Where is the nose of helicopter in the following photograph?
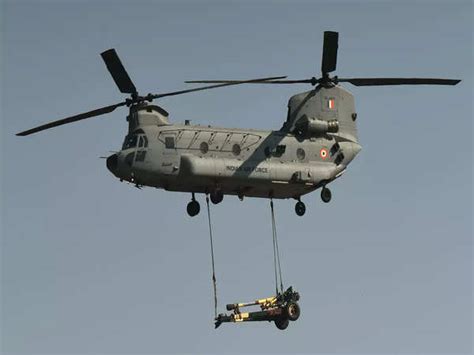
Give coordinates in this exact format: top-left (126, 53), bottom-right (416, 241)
top-left (106, 153), bottom-right (118, 175)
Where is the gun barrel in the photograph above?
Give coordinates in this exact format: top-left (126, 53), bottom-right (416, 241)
top-left (226, 301), bottom-right (255, 310)
top-left (226, 297), bottom-right (277, 311)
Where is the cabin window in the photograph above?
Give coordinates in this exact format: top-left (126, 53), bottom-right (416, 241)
top-left (330, 142), bottom-right (340, 156)
top-left (296, 148), bottom-right (306, 161)
top-left (232, 144), bottom-right (241, 156)
top-left (265, 145), bottom-right (286, 158)
top-left (335, 152), bottom-right (345, 165)
top-left (200, 142), bottom-right (209, 154)
top-left (165, 136), bottom-right (175, 149)
top-left (275, 145), bottom-right (286, 157)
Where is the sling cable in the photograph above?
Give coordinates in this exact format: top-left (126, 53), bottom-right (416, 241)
top-left (205, 196), bottom-right (301, 330)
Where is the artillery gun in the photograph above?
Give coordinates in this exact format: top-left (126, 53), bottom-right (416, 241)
top-left (215, 287), bottom-right (301, 330)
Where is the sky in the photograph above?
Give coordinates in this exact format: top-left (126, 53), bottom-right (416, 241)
top-left (1, 0), bottom-right (472, 354)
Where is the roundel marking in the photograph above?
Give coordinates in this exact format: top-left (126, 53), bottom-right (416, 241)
top-left (320, 148), bottom-right (329, 160)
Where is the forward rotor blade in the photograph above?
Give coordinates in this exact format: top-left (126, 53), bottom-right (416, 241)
top-left (154, 76), bottom-right (287, 99)
top-left (185, 78), bottom-right (311, 84)
top-left (339, 78), bottom-right (461, 86)
top-left (101, 49), bottom-right (137, 94)
top-left (321, 31), bottom-right (339, 75)
top-left (16, 101), bottom-right (127, 136)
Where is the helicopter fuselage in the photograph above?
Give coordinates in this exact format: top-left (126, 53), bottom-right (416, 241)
top-left (108, 124), bottom-right (360, 199)
top-left (106, 86), bottom-right (362, 201)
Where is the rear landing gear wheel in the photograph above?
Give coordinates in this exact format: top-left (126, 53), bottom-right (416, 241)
top-left (275, 317), bottom-right (290, 330)
top-left (321, 187), bottom-right (332, 203)
top-left (187, 199), bottom-right (200, 217)
top-left (285, 302), bottom-right (301, 321)
top-left (295, 201), bottom-right (306, 216)
top-left (210, 191), bottom-right (224, 204)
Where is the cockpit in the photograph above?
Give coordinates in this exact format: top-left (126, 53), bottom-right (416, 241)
top-left (122, 130), bottom-right (148, 150)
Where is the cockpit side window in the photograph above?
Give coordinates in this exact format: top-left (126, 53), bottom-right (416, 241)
top-left (123, 133), bottom-right (148, 150)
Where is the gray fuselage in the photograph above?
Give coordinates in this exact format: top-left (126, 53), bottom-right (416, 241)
top-left (106, 85), bottom-right (362, 200)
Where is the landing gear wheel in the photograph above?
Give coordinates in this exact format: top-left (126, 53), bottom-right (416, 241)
top-left (187, 200), bottom-right (200, 217)
top-left (295, 201), bottom-right (306, 216)
top-left (210, 191), bottom-right (224, 204)
top-left (285, 302), bottom-right (301, 321)
top-left (274, 317), bottom-right (290, 330)
top-left (321, 187), bottom-right (332, 203)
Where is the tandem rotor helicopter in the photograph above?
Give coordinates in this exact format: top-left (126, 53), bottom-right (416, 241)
top-left (17, 31), bottom-right (460, 217)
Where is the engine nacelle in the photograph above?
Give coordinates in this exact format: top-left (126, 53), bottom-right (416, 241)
top-left (294, 115), bottom-right (339, 136)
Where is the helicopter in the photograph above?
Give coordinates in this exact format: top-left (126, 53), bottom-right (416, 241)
top-left (17, 31), bottom-right (460, 217)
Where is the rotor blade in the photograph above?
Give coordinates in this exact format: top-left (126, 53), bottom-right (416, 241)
top-left (321, 31), bottom-right (339, 75)
top-left (339, 78), bottom-right (461, 86)
top-left (16, 101), bottom-right (127, 136)
top-left (101, 49), bottom-right (137, 94)
top-left (153, 76), bottom-right (287, 99)
top-left (185, 78), bottom-right (311, 84)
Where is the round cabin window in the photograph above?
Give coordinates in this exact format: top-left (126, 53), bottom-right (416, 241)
top-left (296, 147), bottom-right (306, 161)
top-left (200, 142), bottom-right (209, 154)
top-left (232, 144), bottom-right (241, 156)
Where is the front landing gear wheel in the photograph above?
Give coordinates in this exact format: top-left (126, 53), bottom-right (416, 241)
top-left (295, 201), bottom-right (306, 216)
top-left (321, 187), bottom-right (332, 203)
top-left (286, 302), bottom-right (301, 321)
top-left (274, 317), bottom-right (290, 330)
top-left (187, 200), bottom-right (200, 217)
top-left (210, 191), bottom-right (224, 204)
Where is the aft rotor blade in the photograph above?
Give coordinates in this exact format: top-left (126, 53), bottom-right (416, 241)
top-left (16, 101), bottom-right (127, 136)
top-left (101, 49), bottom-right (137, 94)
top-left (154, 76), bottom-right (287, 99)
top-left (321, 31), bottom-right (339, 75)
top-left (339, 78), bottom-right (461, 86)
top-left (185, 78), bottom-right (311, 84)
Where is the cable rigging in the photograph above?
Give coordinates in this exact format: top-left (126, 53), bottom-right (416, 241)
top-left (205, 196), bottom-right (301, 330)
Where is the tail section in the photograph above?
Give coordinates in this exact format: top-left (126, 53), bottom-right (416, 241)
top-left (286, 85), bottom-right (358, 143)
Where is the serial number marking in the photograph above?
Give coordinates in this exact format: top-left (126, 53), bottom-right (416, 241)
top-left (226, 165), bottom-right (268, 173)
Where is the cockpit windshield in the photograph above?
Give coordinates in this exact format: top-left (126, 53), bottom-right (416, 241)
top-left (123, 134), bottom-right (138, 149)
top-left (122, 133), bottom-right (149, 150)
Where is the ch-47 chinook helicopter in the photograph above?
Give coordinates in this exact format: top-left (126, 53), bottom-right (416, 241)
top-left (17, 31), bottom-right (460, 217)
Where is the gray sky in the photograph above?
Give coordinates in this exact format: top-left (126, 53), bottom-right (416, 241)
top-left (1, 0), bottom-right (472, 354)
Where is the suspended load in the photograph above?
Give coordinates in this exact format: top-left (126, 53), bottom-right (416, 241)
top-left (206, 197), bottom-right (300, 330)
top-left (214, 287), bottom-right (301, 330)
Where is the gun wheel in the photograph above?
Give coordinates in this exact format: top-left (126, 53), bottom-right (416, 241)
top-left (286, 302), bottom-right (301, 321)
top-left (274, 317), bottom-right (289, 330)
